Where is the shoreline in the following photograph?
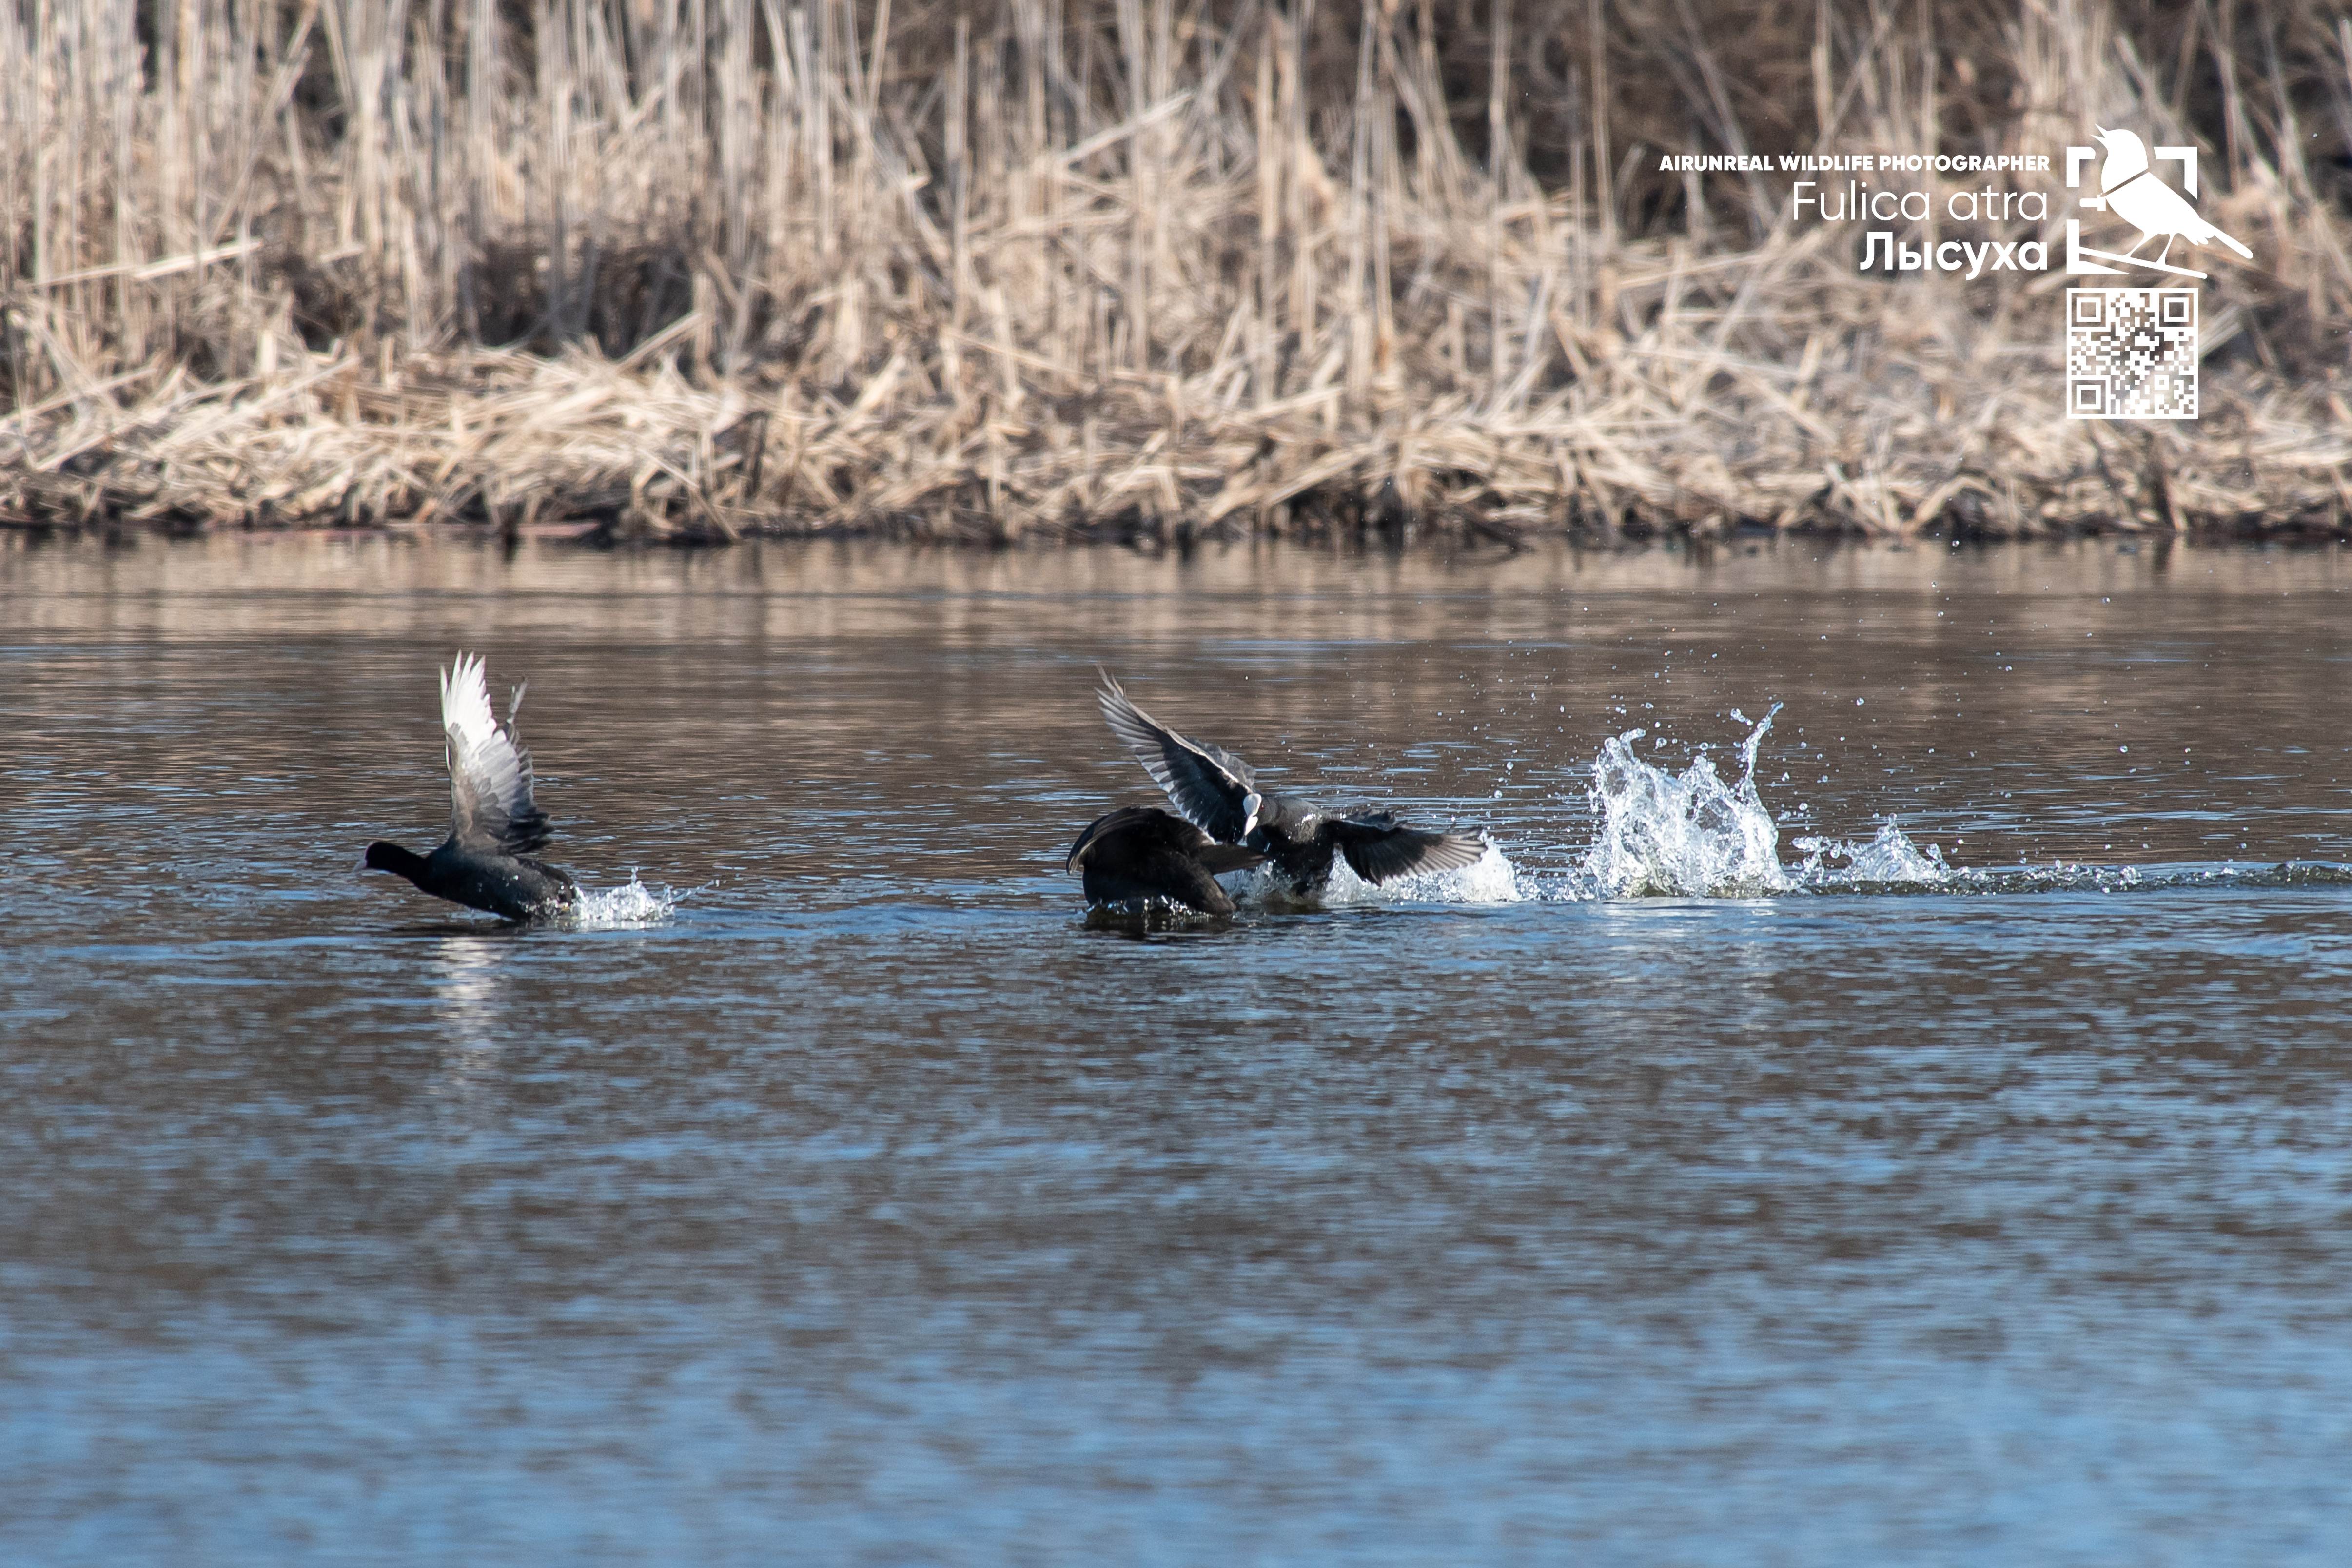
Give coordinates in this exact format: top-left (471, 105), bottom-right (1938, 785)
top-left (10, 512), bottom-right (2352, 549)
top-left (10, 513), bottom-right (2348, 562)
top-left (7, 321), bottom-right (2347, 548)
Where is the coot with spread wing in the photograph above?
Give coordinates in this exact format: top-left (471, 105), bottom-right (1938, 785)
top-left (362, 653), bottom-right (579, 921)
top-left (1097, 674), bottom-right (1487, 896)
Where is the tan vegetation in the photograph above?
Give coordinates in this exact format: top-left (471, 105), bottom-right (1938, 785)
top-left (4, 0), bottom-right (2350, 544)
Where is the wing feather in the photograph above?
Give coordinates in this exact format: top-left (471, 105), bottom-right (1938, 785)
top-left (1330, 814), bottom-right (1488, 884)
top-left (440, 652), bottom-right (554, 855)
top-left (1096, 674), bottom-right (1260, 843)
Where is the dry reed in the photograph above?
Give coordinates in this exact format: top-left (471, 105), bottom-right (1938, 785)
top-left (3, 0), bottom-right (2349, 544)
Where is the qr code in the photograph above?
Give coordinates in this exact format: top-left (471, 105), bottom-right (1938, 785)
top-left (2066, 288), bottom-right (2197, 419)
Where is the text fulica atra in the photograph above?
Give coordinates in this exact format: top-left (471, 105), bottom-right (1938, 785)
top-left (361, 653), bottom-right (579, 921)
top-left (1068, 804), bottom-right (1268, 914)
top-left (1098, 673), bottom-right (1487, 896)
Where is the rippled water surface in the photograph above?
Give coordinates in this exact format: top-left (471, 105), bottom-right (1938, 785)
top-left (6, 536), bottom-right (2352, 1563)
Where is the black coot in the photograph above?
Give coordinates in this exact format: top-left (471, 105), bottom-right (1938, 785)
top-left (1098, 673), bottom-right (1487, 896)
top-left (1068, 805), bottom-right (1268, 914)
top-left (362, 653), bottom-right (579, 921)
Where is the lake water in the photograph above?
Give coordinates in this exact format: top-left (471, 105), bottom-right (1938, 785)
top-left (4, 535), bottom-right (2350, 1563)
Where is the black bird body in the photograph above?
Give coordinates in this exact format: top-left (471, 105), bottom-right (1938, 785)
top-left (1098, 675), bottom-right (1487, 897)
top-left (1227, 795), bottom-right (1452, 890)
top-left (1068, 805), bottom-right (1267, 914)
top-left (363, 840), bottom-right (577, 922)
top-left (363, 653), bottom-right (581, 923)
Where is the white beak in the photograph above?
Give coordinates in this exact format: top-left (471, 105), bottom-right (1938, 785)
top-left (1239, 792), bottom-right (1262, 838)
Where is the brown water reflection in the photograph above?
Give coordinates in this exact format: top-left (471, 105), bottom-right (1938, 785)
top-left (3, 535), bottom-right (2350, 1564)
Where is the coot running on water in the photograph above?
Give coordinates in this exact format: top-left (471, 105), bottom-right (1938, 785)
top-left (1098, 673), bottom-right (1487, 896)
top-left (1067, 804), bottom-right (1268, 915)
top-left (362, 654), bottom-right (580, 922)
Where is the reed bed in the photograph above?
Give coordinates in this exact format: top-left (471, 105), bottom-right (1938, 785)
top-left (4, 0), bottom-right (2349, 543)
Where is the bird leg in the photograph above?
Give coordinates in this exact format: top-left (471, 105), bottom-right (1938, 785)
top-left (2119, 233), bottom-right (2153, 259)
top-left (2155, 233), bottom-right (2176, 267)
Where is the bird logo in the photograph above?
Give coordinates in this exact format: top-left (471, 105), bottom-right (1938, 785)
top-left (2070, 127), bottom-right (2251, 279)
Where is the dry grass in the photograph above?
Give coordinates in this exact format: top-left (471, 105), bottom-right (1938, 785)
top-left (4, 0), bottom-right (2350, 544)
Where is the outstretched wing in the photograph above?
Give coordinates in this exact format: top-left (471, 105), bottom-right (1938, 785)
top-left (441, 652), bottom-right (553, 855)
top-left (1097, 673), bottom-right (1261, 843)
top-left (1329, 812), bottom-right (1487, 885)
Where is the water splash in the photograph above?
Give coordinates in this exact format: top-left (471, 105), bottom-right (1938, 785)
top-left (561, 872), bottom-right (684, 929)
top-left (1106, 702), bottom-right (2284, 912)
top-left (1794, 820), bottom-right (1952, 888)
top-left (1961, 861), bottom-right (2144, 895)
top-left (1082, 901), bottom-right (1231, 928)
top-left (1581, 706), bottom-right (1790, 897)
top-left (1250, 840), bottom-right (1526, 908)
